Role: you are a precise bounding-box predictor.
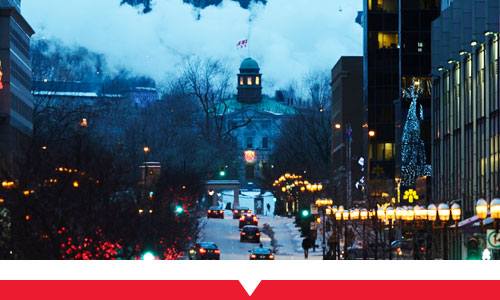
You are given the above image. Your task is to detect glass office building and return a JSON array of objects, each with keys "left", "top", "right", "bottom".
[{"left": 431, "top": 0, "right": 499, "bottom": 219}]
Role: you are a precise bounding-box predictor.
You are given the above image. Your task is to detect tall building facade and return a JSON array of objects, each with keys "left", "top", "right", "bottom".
[
  {"left": 431, "top": 0, "right": 499, "bottom": 219},
  {"left": 363, "top": 0, "right": 440, "bottom": 204},
  {"left": 331, "top": 56, "right": 364, "bottom": 207},
  {"left": 0, "top": 5, "right": 34, "bottom": 164}
]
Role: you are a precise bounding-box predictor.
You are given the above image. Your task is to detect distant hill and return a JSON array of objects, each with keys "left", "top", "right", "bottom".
[{"left": 121, "top": 0, "right": 267, "bottom": 13}]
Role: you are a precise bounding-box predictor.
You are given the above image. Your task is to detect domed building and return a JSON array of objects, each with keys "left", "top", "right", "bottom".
[{"left": 220, "top": 58, "right": 296, "bottom": 187}]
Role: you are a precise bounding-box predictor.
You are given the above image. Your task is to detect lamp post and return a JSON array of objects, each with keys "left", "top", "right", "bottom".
[
  {"left": 143, "top": 146, "right": 150, "bottom": 206},
  {"left": 334, "top": 123, "right": 353, "bottom": 206}
]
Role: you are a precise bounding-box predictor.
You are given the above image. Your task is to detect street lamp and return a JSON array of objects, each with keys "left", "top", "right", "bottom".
[
  {"left": 476, "top": 199, "right": 488, "bottom": 220},
  {"left": 143, "top": 146, "right": 150, "bottom": 208}
]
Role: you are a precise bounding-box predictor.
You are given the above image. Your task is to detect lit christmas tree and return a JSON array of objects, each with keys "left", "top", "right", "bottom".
[{"left": 401, "top": 80, "right": 431, "bottom": 188}]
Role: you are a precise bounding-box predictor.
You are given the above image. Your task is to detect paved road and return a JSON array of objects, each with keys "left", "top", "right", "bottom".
[{"left": 197, "top": 210, "right": 323, "bottom": 260}]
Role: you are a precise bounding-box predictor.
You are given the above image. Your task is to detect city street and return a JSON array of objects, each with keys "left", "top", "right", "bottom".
[{"left": 197, "top": 209, "right": 323, "bottom": 260}]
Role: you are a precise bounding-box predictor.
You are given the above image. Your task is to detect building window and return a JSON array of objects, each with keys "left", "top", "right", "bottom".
[
  {"left": 247, "top": 137, "right": 253, "bottom": 148},
  {"left": 262, "top": 137, "right": 268, "bottom": 149},
  {"left": 256, "top": 76, "right": 260, "bottom": 85},
  {"left": 239, "top": 76, "right": 244, "bottom": 86},
  {"left": 369, "top": 32, "right": 398, "bottom": 49},
  {"left": 247, "top": 76, "right": 253, "bottom": 85}
]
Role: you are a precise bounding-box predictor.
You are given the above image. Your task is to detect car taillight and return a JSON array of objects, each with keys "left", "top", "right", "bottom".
[
  {"left": 397, "top": 247, "right": 402, "bottom": 255},
  {"left": 241, "top": 232, "right": 246, "bottom": 235},
  {"left": 199, "top": 248, "right": 206, "bottom": 254},
  {"left": 256, "top": 233, "right": 260, "bottom": 236},
  {"left": 215, "top": 250, "right": 220, "bottom": 254},
  {"left": 208, "top": 210, "right": 212, "bottom": 213},
  {"left": 421, "top": 247, "right": 425, "bottom": 251},
  {"left": 269, "top": 254, "right": 274, "bottom": 260},
  {"left": 253, "top": 217, "right": 258, "bottom": 222},
  {"left": 234, "top": 210, "right": 238, "bottom": 213},
  {"left": 247, "top": 210, "right": 251, "bottom": 213},
  {"left": 220, "top": 210, "right": 224, "bottom": 213},
  {"left": 240, "top": 216, "right": 245, "bottom": 221},
  {"left": 251, "top": 254, "right": 256, "bottom": 259}
]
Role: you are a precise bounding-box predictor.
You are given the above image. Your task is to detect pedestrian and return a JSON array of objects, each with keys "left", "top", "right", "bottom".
[
  {"left": 266, "top": 203, "right": 271, "bottom": 216},
  {"left": 302, "top": 237, "right": 311, "bottom": 259}
]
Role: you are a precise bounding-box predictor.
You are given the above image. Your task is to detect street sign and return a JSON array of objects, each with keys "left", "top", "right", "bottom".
[
  {"left": 310, "top": 204, "right": 318, "bottom": 215},
  {"left": 486, "top": 230, "right": 500, "bottom": 249}
]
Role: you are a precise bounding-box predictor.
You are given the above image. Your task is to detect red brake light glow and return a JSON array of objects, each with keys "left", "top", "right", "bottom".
[
  {"left": 240, "top": 216, "right": 245, "bottom": 221},
  {"left": 199, "top": 248, "right": 206, "bottom": 254},
  {"left": 251, "top": 254, "right": 256, "bottom": 259},
  {"left": 208, "top": 210, "right": 212, "bottom": 213},
  {"left": 215, "top": 249, "right": 220, "bottom": 254},
  {"left": 256, "top": 233, "right": 260, "bottom": 236},
  {"left": 269, "top": 254, "right": 274, "bottom": 259},
  {"left": 241, "top": 232, "right": 246, "bottom": 235},
  {"left": 234, "top": 210, "right": 238, "bottom": 213},
  {"left": 253, "top": 217, "right": 258, "bottom": 222},
  {"left": 220, "top": 210, "right": 223, "bottom": 213}
]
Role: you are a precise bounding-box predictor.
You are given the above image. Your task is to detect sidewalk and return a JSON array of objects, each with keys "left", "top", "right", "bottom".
[{"left": 259, "top": 216, "right": 323, "bottom": 260}]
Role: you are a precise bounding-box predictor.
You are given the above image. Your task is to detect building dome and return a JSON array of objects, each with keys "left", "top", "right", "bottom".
[{"left": 240, "top": 58, "right": 260, "bottom": 71}]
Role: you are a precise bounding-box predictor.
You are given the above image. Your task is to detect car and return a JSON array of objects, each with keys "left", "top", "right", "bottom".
[
  {"left": 233, "top": 206, "right": 251, "bottom": 219},
  {"left": 239, "top": 214, "right": 258, "bottom": 228},
  {"left": 207, "top": 206, "right": 224, "bottom": 219},
  {"left": 249, "top": 247, "right": 274, "bottom": 260},
  {"left": 391, "top": 239, "right": 425, "bottom": 260},
  {"left": 346, "top": 243, "right": 389, "bottom": 260},
  {"left": 188, "top": 242, "right": 220, "bottom": 260},
  {"left": 240, "top": 225, "right": 261, "bottom": 243}
]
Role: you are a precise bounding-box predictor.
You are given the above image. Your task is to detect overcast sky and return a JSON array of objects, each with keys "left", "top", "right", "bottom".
[{"left": 22, "top": 0, "right": 362, "bottom": 93}]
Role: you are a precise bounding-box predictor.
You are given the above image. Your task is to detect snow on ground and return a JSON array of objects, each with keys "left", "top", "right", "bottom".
[{"left": 197, "top": 209, "right": 322, "bottom": 260}]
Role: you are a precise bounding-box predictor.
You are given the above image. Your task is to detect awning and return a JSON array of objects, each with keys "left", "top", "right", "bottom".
[{"left": 451, "top": 212, "right": 492, "bottom": 228}]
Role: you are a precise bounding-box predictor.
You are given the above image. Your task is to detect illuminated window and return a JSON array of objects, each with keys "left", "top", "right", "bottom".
[
  {"left": 377, "top": 33, "right": 398, "bottom": 49},
  {"left": 256, "top": 76, "right": 260, "bottom": 85},
  {"left": 239, "top": 76, "right": 244, "bottom": 85},
  {"left": 384, "top": 143, "right": 394, "bottom": 160},
  {"left": 247, "top": 77, "right": 253, "bottom": 85}
]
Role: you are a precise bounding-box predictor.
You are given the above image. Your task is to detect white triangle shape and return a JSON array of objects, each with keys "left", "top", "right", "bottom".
[{"left": 239, "top": 279, "right": 262, "bottom": 296}]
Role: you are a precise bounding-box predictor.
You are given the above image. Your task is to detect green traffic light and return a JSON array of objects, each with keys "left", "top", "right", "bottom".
[
  {"left": 302, "top": 210, "right": 309, "bottom": 217},
  {"left": 142, "top": 252, "right": 155, "bottom": 260},
  {"left": 176, "top": 206, "right": 183, "bottom": 213},
  {"left": 219, "top": 171, "right": 226, "bottom": 176}
]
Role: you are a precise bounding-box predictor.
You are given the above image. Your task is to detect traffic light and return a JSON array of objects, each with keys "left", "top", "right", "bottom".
[
  {"left": 219, "top": 165, "right": 226, "bottom": 177},
  {"left": 301, "top": 210, "right": 310, "bottom": 217},
  {"left": 466, "top": 237, "right": 480, "bottom": 260},
  {"left": 149, "top": 191, "right": 154, "bottom": 199},
  {"left": 316, "top": 217, "right": 321, "bottom": 223},
  {"left": 142, "top": 251, "right": 155, "bottom": 260},
  {"left": 175, "top": 206, "right": 184, "bottom": 214}
]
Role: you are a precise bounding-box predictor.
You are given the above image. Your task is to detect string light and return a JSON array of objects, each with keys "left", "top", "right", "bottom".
[{"left": 401, "top": 79, "right": 432, "bottom": 188}]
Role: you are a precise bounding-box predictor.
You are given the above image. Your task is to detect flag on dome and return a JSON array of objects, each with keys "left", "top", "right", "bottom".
[{"left": 236, "top": 39, "right": 248, "bottom": 48}]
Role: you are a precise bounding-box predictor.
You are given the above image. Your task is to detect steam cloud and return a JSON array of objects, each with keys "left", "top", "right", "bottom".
[{"left": 23, "top": 0, "right": 362, "bottom": 93}]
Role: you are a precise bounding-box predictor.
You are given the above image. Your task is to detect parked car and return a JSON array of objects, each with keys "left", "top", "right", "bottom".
[
  {"left": 240, "top": 225, "right": 260, "bottom": 243},
  {"left": 207, "top": 206, "right": 224, "bottom": 219},
  {"left": 188, "top": 242, "right": 220, "bottom": 260},
  {"left": 249, "top": 247, "right": 274, "bottom": 260},
  {"left": 391, "top": 239, "right": 425, "bottom": 260},
  {"left": 346, "top": 243, "right": 389, "bottom": 260},
  {"left": 239, "top": 214, "right": 258, "bottom": 228},
  {"left": 233, "top": 207, "right": 251, "bottom": 219}
]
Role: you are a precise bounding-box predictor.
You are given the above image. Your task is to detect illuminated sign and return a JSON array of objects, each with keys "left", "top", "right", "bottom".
[{"left": 244, "top": 150, "right": 256, "bottom": 163}]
